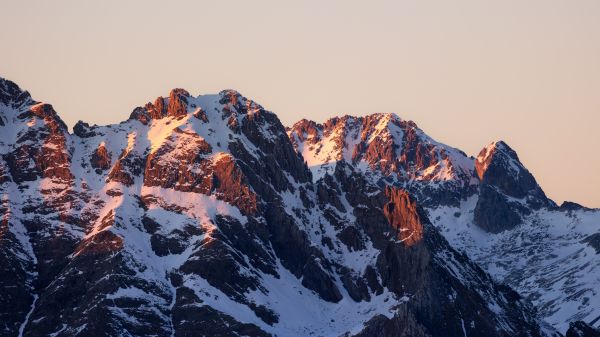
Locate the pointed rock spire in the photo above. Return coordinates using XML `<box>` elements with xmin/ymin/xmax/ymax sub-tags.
<box><xmin>129</xmin><ymin>88</ymin><xmax>191</xmax><ymax>123</ymax></box>
<box><xmin>166</xmin><ymin>88</ymin><xmax>190</xmax><ymax>117</ymax></box>
<box><xmin>475</xmin><ymin>141</ymin><xmax>540</xmax><ymax>199</ymax></box>
<box><xmin>473</xmin><ymin>141</ymin><xmax>552</xmax><ymax>233</ymax></box>
<box><xmin>383</xmin><ymin>187</ymin><xmax>424</xmax><ymax>246</ymax></box>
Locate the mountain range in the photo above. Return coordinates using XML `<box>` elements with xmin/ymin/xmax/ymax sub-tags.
<box><xmin>0</xmin><ymin>77</ymin><xmax>598</xmax><ymax>337</ymax></box>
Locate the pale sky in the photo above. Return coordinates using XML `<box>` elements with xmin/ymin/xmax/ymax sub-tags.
<box><xmin>1</xmin><ymin>0</ymin><xmax>599</xmax><ymax>207</ymax></box>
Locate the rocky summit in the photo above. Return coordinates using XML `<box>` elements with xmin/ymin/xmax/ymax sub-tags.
<box><xmin>0</xmin><ymin>77</ymin><xmax>598</xmax><ymax>337</ymax></box>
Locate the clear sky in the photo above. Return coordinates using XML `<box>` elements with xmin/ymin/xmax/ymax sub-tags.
<box><xmin>1</xmin><ymin>0</ymin><xmax>599</xmax><ymax>207</ymax></box>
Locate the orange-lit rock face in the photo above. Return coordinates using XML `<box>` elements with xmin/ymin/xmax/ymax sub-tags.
<box><xmin>211</xmin><ymin>154</ymin><xmax>258</xmax><ymax>215</ymax></box>
<box><xmin>167</xmin><ymin>88</ymin><xmax>190</xmax><ymax>117</ymax></box>
<box><xmin>383</xmin><ymin>187</ymin><xmax>424</xmax><ymax>246</ymax></box>
<box><xmin>107</xmin><ymin>156</ymin><xmax>143</xmax><ymax>186</ymax></box>
<box><xmin>472</xmin><ymin>141</ymin><xmax>551</xmax><ymax>233</ymax></box>
<box><xmin>289</xmin><ymin>113</ymin><xmax>469</xmax><ymax>183</ymax></box>
<box><xmin>5</xmin><ymin>103</ymin><xmax>74</xmax><ymax>184</ymax></box>
<box><xmin>130</xmin><ymin>88</ymin><xmax>191</xmax><ymax>123</ymax></box>
<box><xmin>107</xmin><ymin>133</ymin><xmax>145</xmax><ymax>186</ymax></box>
<box><xmin>221</xmin><ymin>89</ymin><xmax>240</xmax><ymax>107</ymax></box>
<box><xmin>288</xmin><ymin>113</ymin><xmax>480</xmax><ymax>209</ymax></box>
<box><xmin>356</xmin><ymin>114</ymin><xmax>400</xmax><ymax>174</ymax></box>
<box><xmin>91</xmin><ymin>143</ymin><xmax>111</xmax><ymax>172</ymax></box>
<box><xmin>474</xmin><ymin>141</ymin><xmax>541</xmax><ymax>198</ymax></box>
<box><xmin>142</xmin><ymin>126</ymin><xmax>258</xmax><ymax>215</ymax></box>
<box><xmin>475</xmin><ymin>141</ymin><xmax>500</xmax><ymax>182</ymax></box>
<box><xmin>147</xmin><ymin>97</ymin><xmax>166</xmax><ymax>119</ymax></box>
<box><xmin>74</xmin><ymin>230</ymin><xmax>124</xmax><ymax>256</ymax></box>
<box><xmin>143</xmin><ymin>128</ymin><xmax>213</xmax><ymax>192</ymax></box>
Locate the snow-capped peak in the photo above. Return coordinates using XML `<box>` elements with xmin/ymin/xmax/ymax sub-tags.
<box><xmin>1</xmin><ymin>76</ymin><xmax>595</xmax><ymax>337</ymax></box>
<box><xmin>475</xmin><ymin>140</ymin><xmax>524</xmax><ymax>180</ymax></box>
<box><xmin>289</xmin><ymin>113</ymin><xmax>477</xmax><ymax>207</ymax></box>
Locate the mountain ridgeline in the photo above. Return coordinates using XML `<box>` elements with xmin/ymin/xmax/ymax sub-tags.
<box><xmin>0</xmin><ymin>77</ymin><xmax>598</xmax><ymax>337</ymax></box>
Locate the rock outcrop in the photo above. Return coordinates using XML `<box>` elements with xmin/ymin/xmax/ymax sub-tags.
<box><xmin>90</xmin><ymin>142</ymin><xmax>111</xmax><ymax>172</ymax></box>
<box><xmin>473</xmin><ymin>141</ymin><xmax>553</xmax><ymax>232</ymax></box>
<box><xmin>383</xmin><ymin>187</ymin><xmax>424</xmax><ymax>246</ymax></box>
<box><xmin>288</xmin><ymin>113</ymin><xmax>477</xmax><ymax>207</ymax></box>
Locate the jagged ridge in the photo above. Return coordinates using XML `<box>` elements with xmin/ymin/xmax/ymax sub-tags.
<box><xmin>0</xmin><ymin>76</ymin><xmax>591</xmax><ymax>337</ymax></box>
<box><xmin>289</xmin><ymin>111</ymin><xmax>600</xmax><ymax>333</ymax></box>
